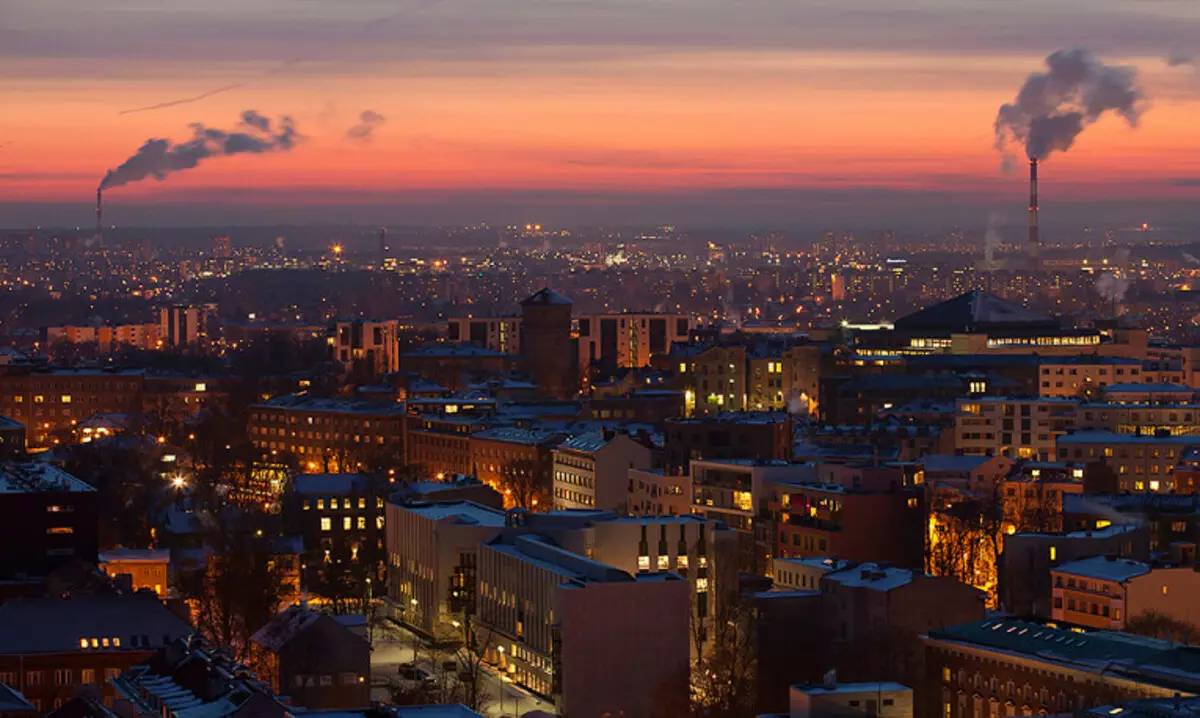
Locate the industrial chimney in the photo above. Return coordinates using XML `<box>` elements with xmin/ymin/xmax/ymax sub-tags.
<box><xmin>378</xmin><ymin>227</ymin><xmax>389</xmax><ymax>269</ymax></box>
<box><xmin>1027</xmin><ymin>158</ymin><xmax>1040</xmax><ymax>272</ymax></box>
<box><xmin>95</xmin><ymin>189</ymin><xmax>104</xmax><ymax>246</ymax></box>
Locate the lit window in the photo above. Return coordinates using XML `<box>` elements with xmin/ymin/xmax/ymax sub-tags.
<box><xmin>696</xmin><ymin>577</ymin><xmax>709</xmax><ymax>592</ymax></box>
<box><xmin>60</xmin><ymin>395</ymin><xmax>72</xmax><ymax>404</ymax></box>
<box><xmin>376</xmin><ymin>516</ymin><xmax>384</xmax><ymax>529</ymax></box>
<box><xmin>657</xmin><ymin>555</ymin><xmax>669</xmax><ymax>571</ymax></box>
<box><xmin>195</xmin><ymin>383</ymin><xmax>207</xmax><ymax>392</ymax></box>
<box><xmin>357</xmin><ymin>516</ymin><xmax>366</xmax><ymax>530</ymax></box>
<box><xmin>358</xmin><ymin>498</ymin><xmax>366</xmax><ymax>509</ymax></box>
<box><xmin>677</xmin><ymin>555</ymin><xmax>689</xmax><ymax>570</ymax></box>
<box><xmin>34</xmin><ymin>395</ymin><xmax>44</xmax><ymax>403</ymax></box>
<box><xmin>46</xmin><ymin>527</ymin><xmax>74</xmax><ymax>535</ymax></box>
<box><xmin>317</xmin><ymin>499</ymin><xmax>325</xmax><ymax>510</ymax></box>
<box><xmin>79</xmin><ymin>638</ymin><xmax>88</xmax><ymax>649</ymax></box>
<box><xmin>343</xmin><ymin>516</ymin><xmax>351</xmax><ymax>530</ymax></box>
<box><xmin>1049</xmin><ymin>546</ymin><xmax>1057</xmax><ymax>561</ymax></box>
<box><xmin>320</xmin><ymin>518</ymin><xmax>331</xmax><ymax>532</ymax></box>
<box><xmin>303</xmin><ymin>500</ymin><xmax>311</xmax><ymax>511</ymax></box>
<box><xmin>637</xmin><ymin>555</ymin><xmax>650</xmax><ymax>572</ymax></box>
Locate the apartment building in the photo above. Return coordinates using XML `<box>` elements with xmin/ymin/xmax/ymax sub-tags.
<box><xmin>664</xmin><ymin>413</ymin><xmax>793</xmax><ymax>475</ymax></box>
<box><xmin>551</xmin><ymin>431</ymin><xmax>651</xmax><ymax>511</ymax></box>
<box><xmin>627</xmin><ymin>468</ymin><xmax>691</xmax><ymax>516</ymax></box>
<box><xmin>332</xmin><ymin>319</ymin><xmax>399</xmax><ymax>377</ymax></box>
<box><xmin>955</xmin><ymin>397</ymin><xmax>1078</xmax><ymax>460</ymax></box>
<box><xmin>1037</xmin><ymin>356</ymin><xmax>1144</xmax><ymax>398</ymax></box>
<box><xmin>576</xmin><ymin>312</ymin><xmax>692</xmax><ymax>372</ymax></box>
<box><xmin>248</xmin><ymin>394</ymin><xmax>407</xmax><ymax>473</ymax></box>
<box><xmin>475</xmin><ymin>533</ymin><xmax>690</xmax><ymax>717</ymax></box>
<box><xmin>1056</xmin><ymin>431</ymin><xmax>1200</xmax><ymax>493</ymax></box>
<box><xmin>1051</xmin><ymin>557</ymin><xmax>1200</xmax><ymax>630</ymax></box>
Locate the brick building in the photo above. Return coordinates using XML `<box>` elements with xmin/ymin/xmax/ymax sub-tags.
<box><xmin>249</xmin><ymin>394</ymin><xmax>406</xmax><ymax>473</ymax></box>
<box><xmin>0</xmin><ymin>462</ymin><xmax>98</xmax><ymax>580</ymax></box>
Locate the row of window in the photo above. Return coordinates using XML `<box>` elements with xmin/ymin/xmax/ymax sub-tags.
<box><xmin>319</xmin><ymin>516</ymin><xmax>384</xmax><ymax>531</ymax></box>
<box><xmin>304</xmin><ymin>497</ymin><xmax>383</xmax><ymax>511</ymax></box>
<box><xmin>2</xmin><ymin>667</ymin><xmax>121</xmax><ymax>686</ymax></box>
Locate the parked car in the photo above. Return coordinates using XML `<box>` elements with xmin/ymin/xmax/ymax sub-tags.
<box><xmin>397</xmin><ymin>663</ymin><xmax>435</xmax><ymax>684</ymax></box>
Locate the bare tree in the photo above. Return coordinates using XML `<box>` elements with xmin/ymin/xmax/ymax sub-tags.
<box><xmin>690</xmin><ymin>601</ymin><xmax>758</xmax><ymax>718</ymax></box>
<box><xmin>1126</xmin><ymin>611</ymin><xmax>1200</xmax><ymax>643</ymax></box>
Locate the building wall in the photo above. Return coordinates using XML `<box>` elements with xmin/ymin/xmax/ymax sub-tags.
<box><xmin>447</xmin><ymin>317</ymin><xmax>522</xmax><ymax>355</ymax></box>
<box><xmin>521</xmin><ymin>301</ymin><xmax>575</xmax><ymax>399</ymax></box>
<box><xmin>276</xmin><ymin>618</ymin><xmax>371</xmax><ymax>710</ymax></box>
<box><xmin>576</xmin><ymin>313</ymin><xmax>691</xmax><ymax>372</ymax></box>
<box><xmin>1057</xmin><ymin>436</ymin><xmax>1194</xmax><ymax>493</ymax></box>
<box><xmin>249</xmin><ymin>405</ymin><xmax>405</xmax><ymax>473</ymax></box>
<box><xmin>956</xmin><ymin>398</ymin><xmax>1077</xmax><ymax>461</ymax></box>
<box><xmin>552</xmin><ymin>436</ymin><xmax>651</xmax><ymax>512</ymax></box>
<box><xmin>333</xmin><ymin>320</ymin><xmax>399</xmax><ymax>376</ymax></box>
<box><xmin>627</xmin><ymin>469</ymin><xmax>691</xmax><ymax>516</ymax></box>
<box><xmin>1038</xmin><ymin>361</ymin><xmax>1143</xmax><ymax>398</ymax></box>
<box><xmin>556</xmin><ymin>578</ymin><xmax>690</xmax><ymax>718</ymax></box>
<box><xmin>663</xmin><ymin>415</ymin><xmax>793</xmax><ymax>476</ymax></box>
<box><xmin>790</xmin><ymin>685</ymin><xmax>914</xmax><ymax>718</ymax></box>
<box><xmin>0</xmin><ymin>651</ymin><xmax>154</xmax><ymax>713</ymax></box>
<box><xmin>0</xmin><ymin>489</ymin><xmax>98</xmax><ymax>579</ymax></box>
<box><xmin>1079</xmin><ymin>404</ymin><xmax>1200</xmax><ymax>437</ymax></box>
<box><xmin>406</xmin><ymin>421</ymin><xmax>475</xmax><ymax>479</ymax></box>
<box><xmin>101</xmin><ymin>560</ymin><xmax>168</xmax><ymax>598</ymax></box>
<box><xmin>1125</xmin><ymin>567</ymin><xmax>1200</xmax><ymax>628</ymax></box>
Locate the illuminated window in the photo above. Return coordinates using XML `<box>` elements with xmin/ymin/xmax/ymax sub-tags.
<box><xmin>1149</xmin><ymin>480</ymin><xmax>1160</xmax><ymax>492</ymax></box>
<box><xmin>697</xmin><ymin>556</ymin><xmax>708</xmax><ymax>568</ymax></box>
<box><xmin>357</xmin><ymin>516</ymin><xmax>366</xmax><ymax>530</ymax></box>
<box><xmin>679</xmin><ymin>363</ymin><xmax>687</xmax><ymax>373</ymax></box>
<box><xmin>732</xmin><ymin>491</ymin><xmax>753</xmax><ymax>512</ymax></box>
<box><xmin>60</xmin><ymin>395</ymin><xmax>72</xmax><ymax>404</ymax></box>
<box><xmin>79</xmin><ymin>638</ymin><xmax>88</xmax><ymax>649</ymax></box>
<box><xmin>696</xmin><ymin>577</ymin><xmax>709</xmax><ymax>592</ymax></box>
<box><xmin>358</xmin><ymin>498</ymin><xmax>366</xmax><ymax>509</ymax></box>
<box><xmin>637</xmin><ymin>555</ymin><xmax>650</xmax><ymax>572</ymax></box>
<box><xmin>1049</xmin><ymin>546</ymin><xmax>1057</xmax><ymax>561</ymax></box>
<box><xmin>677</xmin><ymin>555</ymin><xmax>689</xmax><ymax>570</ymax></box>
<box><xmin>317</xmin><ymin>499</ymin><xmax>325</xmax><ymax>510</ymax></box>
<box><xmin>34</xmin><ymin>395</ymin><xmax>44</xmax><ymax>403</ymax></box>
<box><xmin>376</xmin><ymin>516</ymin><xmax>385</xmax><ymax>529</ymax></box>
<box><xmin>320</xmin><ymin>518</ymin><xmax>331</xmax><ymax>532</ymax></box>
<box><xmin>1095</xmin><ymin>520</ymin><xmax>1112</xmax><ymax>529</ymax></box>
<box><xmin>46</xmin><ymin>527</ymin><xmax>73</xmax><ymax>535</ymax></box>
<box><xmin>195</xmin><ymin>383</ymin><xmax>207</xmax><ymax>392</ymax></box>
<box><xmin>343</xmin><ymin>516</ymin><xmax>351</xmax><ymax>530</ymax></box>
<box><xmin>657</xmin><ymin>555</ymin><xmax>669</xmax><ymax>570</ymax></box>
<box><xmin>303</xmin><ymin>500</ymin><xmax>310</xmax><ymax>511</ymax></box>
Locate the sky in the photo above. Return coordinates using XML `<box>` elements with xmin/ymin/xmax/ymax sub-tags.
<box><xmin>2</xmin><ymin>0</ymin><xmax>1200</xmax><ymax>229</ymax></box>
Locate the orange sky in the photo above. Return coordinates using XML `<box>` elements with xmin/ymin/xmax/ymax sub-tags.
<box><xmin>3</xmin><ymin>0</ymin><xmax>1200</xmax><ymax>225</ymax></box>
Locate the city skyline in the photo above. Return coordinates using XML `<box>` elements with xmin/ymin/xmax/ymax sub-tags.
<box><xmin>3</xmin><ymin>0</ymin><xmax>1200</xmax><ymax>227</ymax></box>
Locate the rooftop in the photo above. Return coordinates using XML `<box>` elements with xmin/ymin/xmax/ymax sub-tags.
<box><xmin>0</xmin><ymin>682</ymin><xmax>34</xmax><ymax>713</ymax></box>
<box><xmin>792</xmin><ymin>681</ymin><xmax>911</xmax><ymax>696</ymax></box>
<box><xmin>668</xmin><ymin>411</ymin><xmax>790</xmax><ymax>425</ymax></box>
<box><xmin>824</xmin><ymin>562</ymin><xmax>914</xmax><ymax>591</ymax></box>
<box><xmin>894</xmin><ymin>291</ymin><xmax>1058</xmax><ymax>333</ymax></box>
<box><xmin>922</xmin><ymin>455</ymin><xmax>1002</xmax><ymax>473</ymax></box>
<box><xmin>255</xmin><ymin>393</ymin><xmax>404</xmax><ymax>414</ymax></box>
<box><xmin>1052</xmin><ymin>556</ymin><xmax>1151</xmax><ymax>583</ymax></box>
<box><xmin>471</xmin><ymin>427</ymin><xmax>564</xmax><ymax>445</ymax></box>
<box><xmin>293</xmin><ymin>473</ymin><xmax>376</xmax><ymax>495</ymax></box>
<box><xmin>403</xmin><ymin>344</ymin><xmax>510</xmax><ymax>359</ymax></box>
<box><xmin>395</xmin><ymin>500</ymin><xmax>508</xmax><ymax>527</ymax></box>
<box><xmin>521</xmin><ymin>287</ymin><xmax>573</xmax><ymax>306</ymax></box>
<box><xmin>1058</xmin><ymin>431</ymin><xmax>1200</xmax><ymax>446</ymax></box>
<box><xmin>99</xmin><ymin>548</ymin><xmax>171</xmax><ymax>564</ymax></box>
<box><xmin>0</xmin><ymin>462</ymin><xmax>94</xmax><ymax>494</ymax></box>
<box><xmin>0</xmin><ymin>595</ymin><xmax>192</xmax><ymax>655</ymax></box>
<box><xmin>926</xmin><ymin>618</ymin><xmax>1200</xmax><ymax>689</ymax></box>
<box><xmin>1106</xmin><ymin>383</ymin><xmax>1194</xmax><ymax>393</ymax></box>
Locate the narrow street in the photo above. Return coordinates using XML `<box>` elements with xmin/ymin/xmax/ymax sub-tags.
<box><xmin>369</xmin><ymin>621</ymin><xmax>555</xmax><ymax>718</ymax></box>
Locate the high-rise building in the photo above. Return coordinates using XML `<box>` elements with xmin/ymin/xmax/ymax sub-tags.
<box><xmin>159</xmin><ymin>304</ymin><xmax>216</xmax><ymax>348</ymax></box>
<box><xmin>333</xmin><ymin>319</ymin><xmax>399</xmax><ymax>377</ymax></box>
<box><xmin>519</xmin><ymin>288</ymin><xmax>576</xmax><ymax>399</ymax></box>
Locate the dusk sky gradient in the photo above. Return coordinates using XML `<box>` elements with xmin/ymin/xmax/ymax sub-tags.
<box><xmin>2</xmin><ymin>0</ymin><xmax>1200</xmax><ymax>228</ymax></box>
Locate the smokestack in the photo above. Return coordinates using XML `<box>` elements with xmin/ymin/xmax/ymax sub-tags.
<box><xmin>95</xmin><ymin>189</ymin><xmax>104</xmax><ymax>246</ymax></box>
<box><xmin>1028</xmin><ymin>158</ymin><xmax>1040</xmax><ymax>272</ymax></box>
<box><xmin>378</xmin><ymin>227</ymin><xmax>389</xmax><ymax>269</ymax></box>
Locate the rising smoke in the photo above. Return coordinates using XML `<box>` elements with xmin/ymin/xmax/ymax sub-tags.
<box><xmin>346</xmin><ymin>110</ymin><xmax>387</xmax><ymax>142</ymax></box>
<box><xmin>994</xmin><ymin>48</ymin><xmax>1145</xmax><ymax>162</ymax></box>
<box><xmin>983</xmin><ymin>211</ymin><xmax>1006</xmax><ymax>263</ymax></box>
<box><xmin>99</xmin><ymin>111</ymin><xmax>301</xmax><ymax>191</ymax></box>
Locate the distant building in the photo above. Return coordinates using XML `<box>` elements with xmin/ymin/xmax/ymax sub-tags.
<box><xmin>955</xmin><ymin>397</ymin><xmax>1077</xmax><ymax>461</ymax></box>
<box><xmin>576</xmin><ymin>312</ymin><xmax>691</xmax><ymax>373</ymax></box>
<box><xmin>249</xmin><ymin>604</ymin><xmax>370</xmax><ymax>710</ymax></box>
<box><xmin>627</xmin><ymin>468</ymin><xmax>691</xmax><ymax>516</ymax></box>
<box><xmin>1051</xmin><ymin>557</ymin><xmax>1200</xmax><ymax>630</ymax></box>
<box><xmin>446</xmin><ymin>315</ymin><xmax>522</xmax><ymax>355</ymax></box>
<box><xmin>468</xmin><ymin>427</ymin><xmax>565</xmax><ymax>509</ymax></box>
<box><xmin>399</xmin><ymin>345</ymin><xmax>516</xmax><ymax>390</ymax></box>
<box><xmin>98</xmin><ymin>549</ymin><xmax>170</xmax><ymax>598</ymax></box>
<box><xmin>1056</xmin><ymin>431</ymin><xmax>1200</xmax><ymax>493</ymax></box>
<box><xmin>210</xmin><ymin>235</ymin><xmax>232</xmax><ymax>259</ymax></box>
<box><xmin>0</xmin><ymin>594</ymin><xmax>192</xmax><ymax>713</ymax></box>
<box><xmin>551</xmin><ymin>431</ymin><xmax>652</xmax><ymax>511</ymax></box>
<box><xmin>0</xmin><ymin>462</ymin><xmax>98</xmax><ymax>580</ymax></box>
<box><xmin>159</xmin><ymin>304</ymin><xmax>216</xmax><ymax>348</ymax></box>
<box><xmin>291</xmin><ymin>473</ymin><xmax>387</xmax><ymax>568</ymax></box>
<box><xmin>45</xmin><ymin>324</ymin><xmax>161</xmax><ymax>353</ymax></box>
<box><xmin>333</xmin><ymin>319</ymin><xmax>400</xmax><ymax>377</ymax></box>
<box><xmin>0</xmin><ymin>417</ymin><xmax>24</xmax><ymax>459</ymax></box>
<box><xmin>519</xmin><ymin>288</ymin><xmax>576</xmax><ymax>399</ymax></box>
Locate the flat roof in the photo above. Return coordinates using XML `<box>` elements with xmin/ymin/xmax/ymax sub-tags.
<box><xmin>792</xmin><ymin>682</ymin><xmax>911</xmax><ymax>695</ymax></box>
<box><xmin>1058</xmin><ymin>431</ymin><xmax>1200</xmax><ymax>445</ymax></box>
<box><xmin>99</xmin><ymin>548</ymin><xmax>170</xmax><ymax>564</ymax></box>
<box><xmin>1052</xmin><ymin>557</ymin><xmax>1150</xmax><ymax>583</ymax></box>
<box><xmin>397</xmin><ymin>500</ymin><xmax>507</xmax><ymax>527</ymax></box>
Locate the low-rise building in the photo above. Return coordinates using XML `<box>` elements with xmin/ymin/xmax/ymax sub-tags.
<box><xmin>98</xmin><ymin>549</ymin><xmax>170</xmax><ymax>598</ymax></box>
<box><xmin>955</xmin><ymin>397</ymin><xmax>1077</xmax><ymax>461</ymax></box>
<box><xmin>468</xmin><ymin>427</ymin><xmax>565</xmax><ymax>509</ymax></box>
<box><xmin>664</xmin><ymin>412</ymin><xmax>793</xmax><ymax>475</ymax></box>
<box><xmin>249</xmin><ymin>604</ymin><xmax>370</xmax><ymax>710</ymax></box>
<box><xmin>0</xmin><ymin>594</ymin><xmax>192</xmax><ymax>713</ymax></box>
<box><xmin>1056</xmin><ymin>431</ymin><xmax>1200</xmax><ymax>493</ymax></box>
<box><xmin>999</xmin><ymin>524</ymin><xmax>1149</xmax><ymax>617</ymax></box>
<box><xmin>0</xmin><ymin>462</ymin><xmax>98</xmax><ymax>580</ymax></box>
<box><xmin>383</xmin><ymin>500</ymin><xmax>508</xmax><ymax>635</ymax></box>
<box><xmin>249</xmin><ymin>394</ymin><xmax>407</xmax><ymax>473</ymax></box>
<box><xmin>475</xmin><ymin>533</ymin><xmax>690</xmax><ymax>717</ymax></box>
<box><xmin>775</xmin><ymin>682</ymin><xmax>914</xmax><ymax>718</ymax></box>
<box><xmin>922</xmin><ymin>618</ymin><xmax>1200</xmax><ymax>718</ymax></box>
<box><xmin>551</xmin><ymin>431</ymin><xmax>652</xmax><ymax>511</ymax></box>
<box><xmin>292</xmin><ymin>473</ymin><xmax>387</xmax><ymax>568</ymax></box>
<box><xmin>333</xmin><ymin>319</ymin><xmax>399</xmax><ymax>377</ymax></box>
<box><xmin>627</xmin><ymin>468</ymin><xmax>691</xmax><ymax>516</ymax></box>
<box><xmin>1051</xmin><ymin>557</ymin><xmax>1200</xmax><ymax>630</ymax></box>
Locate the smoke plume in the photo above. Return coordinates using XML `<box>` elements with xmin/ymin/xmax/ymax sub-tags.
<box><xmin>994</xmin><ymin>48</ymin><xmax>1145</xmax><ymax>162</ymax></box>
<box><xmin>984</xmin><ymin>211</ymin><xmax>1006</xmax><ymax>263</ymax></box>
<box><xmin>1095</xmin><ymin>272</ymin><xmax>1130</xmax><ymax>306</ymax></box>
<box><xmin>346</xmin><ymin>110</ymin><xmax>387</xmax><ymax>142</ymax></box>
<box><xmin>99</xmin><ymin>111</ymin><xmax>300</xmax><ymax>191</ymax></box>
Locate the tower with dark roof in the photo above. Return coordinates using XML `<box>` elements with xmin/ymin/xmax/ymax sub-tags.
<box><xmin>520</xmin><ymin>288</ymin><xmax>576</xmax><ymax>399</ymax></box>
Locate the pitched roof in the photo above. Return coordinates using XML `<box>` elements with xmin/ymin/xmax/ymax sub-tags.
<box><xmin>250</xmin><ymin>605</ymin><xmax>325</xmax><ymax>652</ymax></box>
<box><xmin>0</xmin><ymin>682</ymin><xmax>34</xmax><ymax>713</ymax></box>
<box><xmin>894</xmin><ymin>290</ymin><xmax>1058</xmax><ymax>333</ymax></box>
<box><xmin>0</xmin><ymin>595</ymin><xmax>192</xmax><ymax>655</ymax></box>
<box><xmin>1052</xmin><ymin>556</ymin><xmax>1151</xmax><ymax>583</ymax></box>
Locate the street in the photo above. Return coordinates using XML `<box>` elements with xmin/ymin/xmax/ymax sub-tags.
<box><xmin>369</xmin><ymin>621</ymin><xmax>555</xmax><ymax>718</ymax></box>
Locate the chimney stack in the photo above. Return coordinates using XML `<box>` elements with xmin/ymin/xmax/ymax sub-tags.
<box><xmin>378</xmin><ymin>227</ymin><xmax>389</xmax><ymax>269</ymax></box>
<box><xmin>1028</xmin><ymin>158</ymin><xmax>1040</xmax><ymax>272</ymax></box>
<box><xmin>95</xmin><ymin>189</ymin><xmax>104</xmax><ymax>246</ymax></box>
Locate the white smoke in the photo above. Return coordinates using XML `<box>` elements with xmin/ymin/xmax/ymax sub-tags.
<box><xmin>984</xmin><ymin>211</ymin><xmax>1006</xmax><ymax>263</ymax></box>
<box><xmin>786</xmin><ymin>390</ymin><xmax>811</xmax><ymax>417</ymax></box>
<box><xmin>1183</xmin><ymin>252</ymin><xmax>1200</xmax><ymax>266</ymax></box>
<box><xmin>1096</xmin><ymin>272</ymin><xmax>1130</xmax><ymax>307</ymax></box>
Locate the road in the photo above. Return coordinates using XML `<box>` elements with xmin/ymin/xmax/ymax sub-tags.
<box><xmin>369</xmin><ymin>621</ymin><xmax>555</xmax><ymax>718</ymax></box>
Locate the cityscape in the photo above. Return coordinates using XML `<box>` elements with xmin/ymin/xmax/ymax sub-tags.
<box><xmin>3</xmin><ymin>1</ymin><xmax>1200</xmax><ymax>718</ymax></box>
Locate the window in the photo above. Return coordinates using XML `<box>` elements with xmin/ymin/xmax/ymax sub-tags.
<box><xmin>343</xmin><ymin>517</ymin><xmax>352</xmax><ymax>530</ymax></box>
<box><xmin>320</xmin><ymin>517</ymin><xmax>331</xmax><ymax>532</ymax></box>
<box><xmin>317</xmin><ymin>499</ymin><xmax>325</xmax><ymax>510</ymax></box>
<box><xmin>637</xmin><ymin>555</ymin><xmax>650</xmax><ymax>572</ymax></box>
<box><xmin>26</xmin><ymin>671</ymin><xmax>43</xmax><ymax>686</ymax></box>
<box><xmin>61</xmin><ymin>395</ymin><xmax>72</xmax><ymax>404</ymax></box>
<box><xmin>320</xmin><ymin>675</ymin><xmax>333</xmax><ymax>686</ymax></box>
<box><xmin>55</xmin><ymin>669</ymin><xmax>72</xmax><ymax>685</ymax></box>
<box><xmin>340</xmin><ymin>672</ymin><xmax>358</xmax><ymax>685</ymax></box>
<box><xmin>657</xmin><ymin>555</ymin><xmax>669</xmax><ymax>570</ymax></box>
<box><xmin>357</xmin><ymin>516</ymin><xmax>366</xmax><ymax>530</ymax></box>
